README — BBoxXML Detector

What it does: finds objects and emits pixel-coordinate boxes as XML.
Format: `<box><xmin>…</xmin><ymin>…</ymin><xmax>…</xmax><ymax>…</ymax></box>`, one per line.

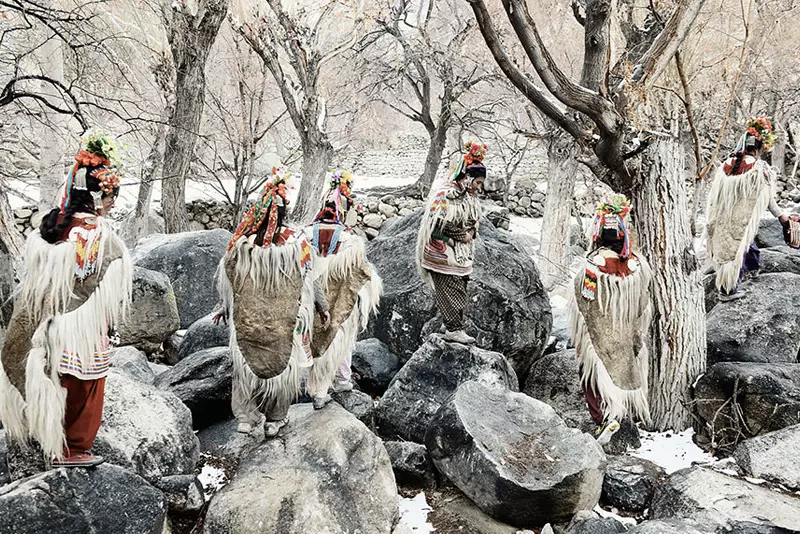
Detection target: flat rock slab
<box><xmin>177</xmin><ymin>314</ymin><xmax>229</xmax><ymax>363</ymax></box>
<box><xmin>650</xmin><ymin>466</ymin><xmax>800</xmax><ymax>532</ymax></box>
<box><xmin>734</xmin><ymin>423</ymin><xmax>800</xmax><ymax>490</ymax></box>
<box><xmin>601</xmin><ymin>455</ymin><xmax>666</xmax><ymax>513</ymax></box>
<box><xmin>204</xmin><ymin>403</ymin><xmax>398</xmax><ymax>534</ymax></box>
<box><xmin>0</xmin><ymin>464</ymin><xmax>166</xmax><ymax>534</ymax></box>
<box><xmin>426</xmin><ymin>381</ymin><xmax>605</xmax><ymax>527</ymax></box>
<box><xmin>375</xmin><ymin>335</ymin><xmax>518</xmax><ymax>442</ymax></box>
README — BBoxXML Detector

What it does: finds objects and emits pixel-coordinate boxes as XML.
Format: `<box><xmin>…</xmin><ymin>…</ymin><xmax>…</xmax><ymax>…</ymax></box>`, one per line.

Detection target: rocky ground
<box><xmin>2</xmin><ymin>212</ymin><xmax>800</xmax><ymax>533</ymax></box>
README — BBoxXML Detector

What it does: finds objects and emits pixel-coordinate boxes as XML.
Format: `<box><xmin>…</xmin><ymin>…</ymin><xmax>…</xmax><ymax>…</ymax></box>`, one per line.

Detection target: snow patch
<box><xmin>397</xmin><ymin>492</ymin><xmax>435</xmax><ymax>533</ymax></box>
<box><xmin>594</xmin><ymin>505</ymin><xmax>638</xmax><ymax>527</ymax></box>
<box><xmin>632</xmin><ymin>428</ymin><xmax>715</xmax><ymax>474</ymax></box>
<box><xmin>198</xmin><ymin>463</ymin><xmax>228</xmax><ymax>494</ymax></box>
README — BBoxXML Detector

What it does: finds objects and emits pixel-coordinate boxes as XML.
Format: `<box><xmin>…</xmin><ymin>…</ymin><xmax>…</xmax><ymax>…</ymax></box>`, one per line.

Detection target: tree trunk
<box><xmin>0</xmin><ymin>189</ymin><xmax>23</xmax><ymax>259</ymax></box>
<box><xmin>135</xmin><ymin>121</ymin><xmax>169</xmax><ymax>219</ymax></box>
<box><xmin>772</xmin><ymin>122</ymin><xmax>787</xmax><ymax>178</ymax></box>
<box><xmin>539</xmin><ymin>134</ymin><xmax>578</xmax><ymax>291</ymax></box>
<box><xmin>292</xmin><ymin>138</ymin><xmax>333</xmax><ymax>224</ymax></box>
<box><xmin>162</xmin><ymin>0</ymin><xmax>227</xmax><ymax>233</ymax></box>
<box><xmin>36</xmin><ymin>35</ymin><xmax>68</xmax><ymax>211</ymax></box>
<box><xmin>632</xmin><ymin>136</ymin><xmax>705</xmax><ymax>432</ymax></box>
<box><xmin>411</xmin><ymin>123</ymin><xmax>449</xmax><ymax>198</ymax></box>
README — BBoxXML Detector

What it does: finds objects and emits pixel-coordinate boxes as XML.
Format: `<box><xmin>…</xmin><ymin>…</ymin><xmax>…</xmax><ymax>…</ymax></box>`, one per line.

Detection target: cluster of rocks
<box><xmin>504</xmin><ymin>184</ymin><xmax>546</xmax><ymax>217</ymax></box>
<box><xmin>354</xmin><ymin>194</ymin><xmax>426</xmax><ymax>239</ymax></box>
<box><xmin>9</xmin><ymin>206</ymin><xmax>42</xmax><ymax>237</ymax></box>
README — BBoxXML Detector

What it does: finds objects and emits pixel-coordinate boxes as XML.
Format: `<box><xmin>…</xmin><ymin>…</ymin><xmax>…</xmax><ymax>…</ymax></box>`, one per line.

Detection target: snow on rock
<box><xmin>397</xmin><ymin>492</ymin><xmax>435</xmax><ymax>534</ymax></box>
<box><xmin>631</xmin><ymin>429</ymin><xmax>714</xmax><ymax>475</ymax></box>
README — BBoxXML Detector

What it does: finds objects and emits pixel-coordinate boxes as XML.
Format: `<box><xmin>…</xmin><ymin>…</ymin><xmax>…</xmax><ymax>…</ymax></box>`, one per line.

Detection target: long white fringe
<box><xmin>229</xmin><ymin>235</ymin><xmax>304</xmax><ymax>292</ymax></box>
<box><xmin>306</xmin><ymin>265</ymin><xmax>383</xmax><ymax>397</ymax></box>
<box><xmin>415</xmin><ymin>186</ymin><xmax>481</xmax><ymax>290</ymax></box>
<box><xmin>0</xmin><ymin>359</ymin><xmax>28</xmax><ymax>443</ymax></box>
<box><xmin>706</xmin><ymin>163</ymin><xmax>774</xmax><ymax>293</ymax></box>
<box><xmin>24</xmin><ymin>318</ymin><xmax>69</xmax><ymax>460</ymax></box>
<box><xmin>569</xmin><ymin>266</ymin><xmax>652</xmax><ymax>425</ymax></box>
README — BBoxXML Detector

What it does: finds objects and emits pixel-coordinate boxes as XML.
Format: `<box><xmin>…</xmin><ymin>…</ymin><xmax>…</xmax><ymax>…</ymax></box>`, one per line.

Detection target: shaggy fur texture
<box><xmin>706</xmin><ymin>162</ymin><xmax>775</xmax><ymax>293</ymax></box>
<box><xmin>570</xmin><ymin>256</ymin><xmax>653</xmax><ymax>424</ymax></box>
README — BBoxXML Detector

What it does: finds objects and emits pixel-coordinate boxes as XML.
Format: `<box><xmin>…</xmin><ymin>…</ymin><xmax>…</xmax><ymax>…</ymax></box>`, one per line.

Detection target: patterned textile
<box><xmin>431</xmin><ymin>271</ymin><xmax>468</xmax><ymax>330</ymax></box>
<box><xmin>786</xmin><ymin>216</ymin><xmax>800</xmax><ymax>249</ymax></box>
<box><xmin>419</xmin><ymin>183</ymin><xmax>479</xmax><ymax>277</ymax></box>
<box><xmin>69</xmin><ymin>218</ymin><xmax>103</xmax><ymax>280</ymax></box>
<box><xmin>312</xmin><ymin>222</ymin><xmax>346</xmax><ymax>257</ymax></box>
<box><xmin>228</xmin><ymin>182</ymin><xmax>288</xmax><ymax>251</ymax></box>
<box><xmin>59</xmin><ymin>338</ymin><xmax>111</xmax><ymax>379</ymax></box>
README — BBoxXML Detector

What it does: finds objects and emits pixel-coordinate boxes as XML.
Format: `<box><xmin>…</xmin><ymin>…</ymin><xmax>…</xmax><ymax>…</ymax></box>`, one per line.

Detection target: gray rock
<box><xmin>0</xmin><ymin>430</ymin><xmax>8</xmax><ymax>486</ymax></box>
<box><xmin>110</xmin><ymin>346</ymin><xmax>156</xmax><ymax>384</ymax></box>
<box><xmin>93</xmin><ymin>369</ymin><xmax>200</xmax><ymax>482</ymax></box>
<box><xmin>155</xmin><ymin>347</ymin><xmax>232</xmax><ymax>430</ymax></box>
<box><xmin>364</xmin><ymin>227</ymin><xmax>380</xmax><ymax>239</ymax></box>
<box><xmin>152</xmin><ymin>474</ymin><xmax>205</xmax><ymax>513</ymax></box>
<box><xmin>351</xmin><ymin>338</ymin><xmax>403</xmax><ymax>395</ymax></box>
<box><xmin>379</xmin><ymin>202</ymin><xmax>399</xmax><ymax>218</ymax></box>
<box><xmin>398</xmin><ymin>208</ymin><xmax>413</xmax><ymax>217</ymax></box>
<box><xmin>523</xmin><ymin>349</ymin><xmax>592</xmax><ymax>429</ymax></box>
<box><xmin>706</xmin><ymin>273</ymin><xmax>800</xmax><ymax>365</ymax></box>
<box><xmin>331</xmin><ymin>389</ymin><xmax>375</xmax><ymax>429</ymax></box>
<box><xmin>601</xmin><ymin>455</ymin><xmax>666</xmax><ymax>512</ymax></box>
<box><xmin>197</xmin><ymin>418</ymin><xmax>263</xmax><ymax>460</ymax></box>
<box><xmin>375</xmin><ymin>335</ymin><xmax>518</xmax><ymax>442</ymax></box>
<box><xmin>518</xmin><ymin>196</ymin><xmax>532</xmax><ymax>208</ymax></box>
<box><xmin>755</xmin><ymin>218</ymin><xmax>784</xmax><ymax>248</ymax></box>
<box><xmin>363</xmin><ymin>213</ymin><xmax>383</xmax><ymax>229</ymax></box>
<box><xmin>176</xmin><ymin>314</ymin><xmax>230</xmax><ymax>363</ymax></box>
<box><xmin>367</xmin><ymin>199</ymin><xmax>380</xmax><ymax>212</ymax></box>
<box><xmin>0</xmin><ymin>464</ymin><xmax>166</xmax><ymax>534</ymax></box>
<box><xmin>0</xmin><ymin>242</ymin><xmax>13</xmax><ymax>332</ymax></box>
<box><xmin>734</xmin><ymin>424</ymin><xmax>800</xmax><ymax>490</ymax></box>
<box><xmin>426</xmin><ymin>381</ymin><xmax>606</xmax><ymax>527</ymax></box>
<box><xmin>365</xmin><ymin>210</ymin><xmax>551</xmax><ymax>382</ymax></box>
<box><xmin>204</xmin><ymin>404</ymin><xmax>398</xmax><ymax>534</ymax></box>
<box><xmin>13</xmin><ymin>208</ymin><xmax>32</xmax><ymax>219</ymax></box>
<box><xmin>119</xmin><ymin>209</ymin><xmax>165</xmax><ymax>248</ymax></box>
<box><xmin>118</xmin><ymin>267</ymin><xmax>179</xmax><ymax>353</ymax></box>
<box><xmin>565</xmin><ymin>518</ymin><xmax>627</xmax><ymax>534</ymax></box>
<box><xmin>627</xmin><ymin>519</ymin><xmax>715</xmax><ymax>534</ymax></box>
<box><xmin>131</xmin><ymin>229</ymin><xmax>232</xmax><ymax>328</ymax></box>
<box><xmin>694</xmin><ymin>362</ymin><xmax>800</xmax><ymax>451</ymax></box>
<box><xmin>3</xmin><ymin>439</ymin><xmax>45</xmax><ymax>482</ymax></box>
<box><xmin>426</xmin><ymin>489</ymin><xmax>518</xmax><ymax>534</ymax></box>
<box><xmin>383</xmin><ymin>441</ymin><xmax>435</xmax><ymax>487</ymax></box>
<box><xmin>162</xmin><ymin>331</ymin><xmax>183</xmax><ymax>365</ymax></box>
<box><xmin>650</xmin><ymin>467</ymin><xmax>800</xmax><ymax>532</ymax></box>
<box><xmin>760</xmin><ymin>246</ymin><xmax>800</xmax><ymax>276</ymax></box>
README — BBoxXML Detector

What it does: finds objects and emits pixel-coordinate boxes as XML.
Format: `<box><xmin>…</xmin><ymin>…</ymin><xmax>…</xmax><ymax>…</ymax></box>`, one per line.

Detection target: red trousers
<box><xmin>583</xmin><ymin>383</ymin><xmax>604</xmax><ymax>425</ymax></box>
<box><xmin>60</xmin><ymin>375</ymin><xmax>105</xmax><ymax>456</ymax></box>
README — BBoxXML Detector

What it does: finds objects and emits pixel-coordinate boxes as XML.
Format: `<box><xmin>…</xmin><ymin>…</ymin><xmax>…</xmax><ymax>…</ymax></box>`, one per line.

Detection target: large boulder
<box><xmin>118</xmin><ymin>267</ymin><xmax>180</xmax><ymax>353</ymax></box>
<box><xmin>154</xmin><ymin>347</ymin><xmax>233</xmax><ymax>430</ymax></box>
<box><xmin>204</xmin><ymin>404</ymin><xmax>398</xmax><ymax>534</ymax></box>
<box><xmin>93</xmin><ymin>368</ymin><xmax>200</xmax><ymax>482</ymax></box>
<box><xmin>110</xmin><ymin>345</ymin><xmax>156</xmax><ymax>385</ymax></box>
<box><xmin>365</xmin><ymin>210</ymin><xmax>551</xmax><ymax>382</ymax></box>
<box><xmin>197</xmin><ymin>418</ymin><xmax>263</xmax><ymax>460</ymax></box>
<box><xmin>119</xmin><ymin>208</ymin><xmax>165</xmax><ymax>248</ymax></box>
<box><xmin>755</xmin><ymin>217</ymin><xmax>784</xmax><ymax>248</ymax></box>
<box><xmin>331</xmin><ymin>389</ymin><xmax>375</xmax><ymax>429</ymax></box>
<box><xmin>0</xmin><ymin>464</ymin><xmax>166</xmax><ymax>534</ymax></box>
<box><xmin>426</xmin><ymin>381</ymin><xmax>606</xmax><ymax>527</ymax></box>
<box><xmin>351</xmin><ymin>338</ymin><xmax>403</xmax><ymax>395</ymax></box>
<box><xmin>706</xmin><ymin>273</ymin><xmax>800</xmax><ymax>365</ymax></box>
<box><xmin>650</xmin><ymin>466</ymin><xmax>800</xmax><ymax>532</ymax></box>
<box><xmin>375</xmin><ymin>335</ymin><xmax>518</xmax><ymax>442</ymax></box>
<box><xmin>627</xmin><ymin>520</ymin><xmax>715</xmax><ymax>534</ymax></box>
<box><xmin>522</xmin><ymin>349</ymin><xmax>592</xmax><ymax>429</ymax></box>
<box><xmin>0</xmin><ymin>430</ymin><xmax>8</xmax><ymax>486</ymax></box>
<box><xmin>601</xmin><ymin>455</ymin><xmax>666</xmax><ymax>513</ymax></box>
<box><xmin>734</xmin><ymin>424</ymin><xmax>800</xmax><ymax>490</ymax></box>
<box><xmin>759</xmin><ymin>246</ymin><xmax>800</xmax><ymax>276</ymax></box>
<box><xmin>131</xmin><ymin>229</ymin><xmax>232</xmax><ymax>328</ymax></box>
<box><xmin>176</xmin><ymin>314</ymin><xmax>230</xmax><ymax>362</ymax></box>
<box><xmin>693</xmin><ymin>362</ymin><xmax>800</xmax><ymax>451</ymax></box>
<box><xmin>565</xmin><ymin>518</ymin><xmax>627</xmax><ymax>534</ymax></box>
<box><xmin>383</xmin><ymin>441</ymin><xmax>436</xmax><ymax>487</ymax></box>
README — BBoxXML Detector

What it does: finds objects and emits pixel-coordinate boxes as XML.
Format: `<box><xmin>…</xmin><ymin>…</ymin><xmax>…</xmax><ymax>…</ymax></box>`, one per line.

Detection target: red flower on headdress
<box><xmin>74</xmin><ymin>149</ymin><xmax>110</xmax><ymax>168</ymax></box>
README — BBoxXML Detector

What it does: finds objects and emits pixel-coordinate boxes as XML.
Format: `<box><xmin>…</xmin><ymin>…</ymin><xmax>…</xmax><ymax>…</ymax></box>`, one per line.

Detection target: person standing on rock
<box><xmin>416</xmin><ymin>141</ymin><xmax>486</xmax><ymax>345</ymax></box>
<box><xmin>215</xmin><ymin>168</ymin><xmax>330</xmax><ymax>437</ymax></box>
<box><xmin>570</xmin><ymin>193</ymin><xmax>652</xmax><ymax>439</ymax></box>
<box><xmin>706</xmin><ymin>115</ymin><xmax>788</xmax><ymax>302</ymax></box>
<box><xmin>0</xmin><ymin>132</ymin><xmax>132</xmax><ymax>468</ymax></box>
<box><xmin>303</xmin><ymin>169</ymin><xmax>382</xmax><ymax>407</ymax></box>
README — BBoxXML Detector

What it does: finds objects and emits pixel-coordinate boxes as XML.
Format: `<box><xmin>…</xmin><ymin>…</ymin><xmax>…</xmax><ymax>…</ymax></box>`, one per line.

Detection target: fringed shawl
<box><xmin>706</xmin><ymin>160</ymin><xmax>775</xmax><ymax>293</ymax></box>
<box><xmin>570</xmin><ymin>252</ymin><xmax>653</xmax><ymax>424</ymax></box>
<box><xmin>416</xmin><ymin>182</ymin><xmax>481</xmax><ymax>289</ymax></box>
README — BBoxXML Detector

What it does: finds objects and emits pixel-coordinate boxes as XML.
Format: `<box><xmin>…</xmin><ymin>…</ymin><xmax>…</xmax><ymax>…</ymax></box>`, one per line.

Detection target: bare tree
<box><xmin>467</xmin><ymin>0</ymin><xmax>709</xmax><ymax>430</ymax></box>
<box><xmin>160</xmin><ymin>0</ymin><xmax>228</xmax><ymax>233</ymax></box>
<box><xmin>237</xmin><ymin>0</ymin><xmax>364</xmax><ymax>223</ymax></box>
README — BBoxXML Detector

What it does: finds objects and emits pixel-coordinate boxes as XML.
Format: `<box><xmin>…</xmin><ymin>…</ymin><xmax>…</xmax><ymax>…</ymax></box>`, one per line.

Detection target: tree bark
<box><xmin>135</xmin><ymin>120</ymin><xmax>169</xmax><ymax>220</ymax></box>
<box><xmin>412</xmin><ymin>123</ymin><xmax>449</xmax><ymax>198</ymax></box>
<box><xmin>162</xmin><ymin>0</ymin><xmax>228</xmax><ymax>233</ymax></box>
<box><xmin>539</xmin><ymin>133</ymin><xmax>578</xmax><ymax>291</ymax></box>
<box><xmin>0</xmin><ymin>189</ymin><xmax>23</xmax><ymax>259</ymax></box>
<box><xmin>292</xmin><ymin>138</ymin><xmax>334</xmax><ymax>224</ymax></box>
<box><xmin>632</xmin><ymin>136</ymin><xmax>705</xmax><ymax>432</ymax></box>
<box><xmin>36</xmin><ymin>33</ymin><xmax>68</xmax><ymax>211</ymax></box>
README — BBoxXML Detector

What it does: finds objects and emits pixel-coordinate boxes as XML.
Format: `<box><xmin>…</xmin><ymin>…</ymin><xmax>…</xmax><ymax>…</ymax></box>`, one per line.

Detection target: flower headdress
<box><xmin>60</xmin><ymin>130</ymin><xmax>123</xmax><ymax>213</ymax></box>
<box><xmin>449</xmin><ymin>141</ymin><xmax>489</xmax><ymax>182</ymax></box>
<box><xmin>735</xmin><ymin>114</ymin><xmax>777</xmax><ymax>154</ymax></box>
<box><xmin>591</xmin><ymin>192</ymin><xmax>632</xmax><ymax>259</ymax></box>
<box><xmin>227</xmin><ymin>168</ymin><xmax>291</xmax><ymax>250</ymax></box>
<box><xmin>315</xmin><ymin>169</ymin><xmax>355</xmax><ymax>223</ymax></box>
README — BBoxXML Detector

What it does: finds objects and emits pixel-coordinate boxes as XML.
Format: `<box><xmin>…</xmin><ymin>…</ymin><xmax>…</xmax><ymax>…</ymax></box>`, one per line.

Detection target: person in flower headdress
<box><xmin>215</xmin><ymin>168</ymin><xmax>330</xmax><ymax>437</ymax></box>
<box><xmin>706</xmin><ymin>115</ymin><xmax>789</xmax><ymax>301</ymax></box>
<box><xmin>416</xmin><ymin>141</ymin><xmax>486</xmax><ymax>345</ymax></box>
<box><xmin>301</xmin><ymin>169</ymin><xmax>382</xmax><ymax>406</ymax></box>
<box><xmin>0</xmin><ymin>131</ymin><xmax>132</xmax><ymax>468</ymax></box>
<box><xmin>570</xmin><ymin>193</ymin><xmax>652</xmax><ymax>441</ymax></box>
